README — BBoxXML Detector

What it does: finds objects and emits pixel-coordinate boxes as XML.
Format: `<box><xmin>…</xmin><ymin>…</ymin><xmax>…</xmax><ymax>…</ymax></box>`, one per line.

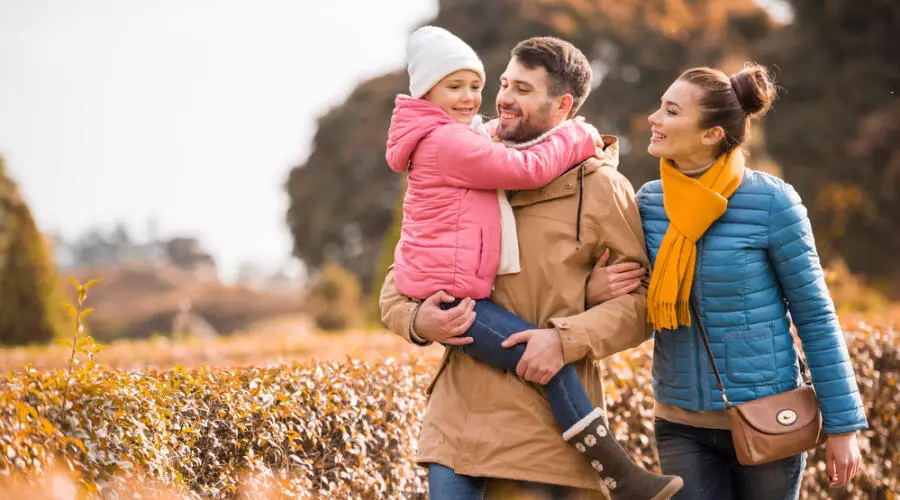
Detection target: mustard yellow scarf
<box><xmin>648</xmin><ymin>149</ymin><xmax>745</xmax><ymax>330</ymax></box>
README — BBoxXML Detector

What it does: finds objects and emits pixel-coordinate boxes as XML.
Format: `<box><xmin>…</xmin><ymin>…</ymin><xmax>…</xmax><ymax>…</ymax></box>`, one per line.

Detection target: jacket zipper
<box><xmin>695</xmin><ymin>237</ymin><xmax>706</xmax><ymax>410</ymax></box>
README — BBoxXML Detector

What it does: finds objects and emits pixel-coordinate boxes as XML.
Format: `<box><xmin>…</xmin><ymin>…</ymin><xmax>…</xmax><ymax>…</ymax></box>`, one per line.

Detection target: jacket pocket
<box><xmin>725</xmin><ymin>327</ymin><xmax>776</xmax><ymax>384</ymax></box>
<box><xmin>652</xmin><ymin>330</ymin><xmax>677</xmax><ymax>384</ymax></box>
<box><xmin>475</xmin><ymin>225</ymin><xmax>491</xmax><ymax>279</ymax></box>
<box><xmin>426</xmin><ymin>349</ymin><xmax>452</xmax><ymax>396</ymax></box>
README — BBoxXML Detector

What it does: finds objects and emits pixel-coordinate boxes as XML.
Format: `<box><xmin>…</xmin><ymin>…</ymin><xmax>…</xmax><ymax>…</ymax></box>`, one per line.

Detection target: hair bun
<box><xmin>729</xmin><ymin>64</ymin><xmax>777</xmax><ymax>118</ymax></box>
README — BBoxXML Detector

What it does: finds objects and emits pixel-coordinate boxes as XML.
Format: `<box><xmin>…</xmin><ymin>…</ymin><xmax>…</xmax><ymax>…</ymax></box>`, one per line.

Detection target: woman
<box><xmin>588</xmin><ymin>63</ymin><xmax>867</xmax><ymax>499</ymax></box>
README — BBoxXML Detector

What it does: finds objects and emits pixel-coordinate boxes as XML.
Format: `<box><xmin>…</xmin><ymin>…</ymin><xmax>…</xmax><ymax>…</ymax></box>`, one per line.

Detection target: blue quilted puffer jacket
<box><xmin>638</xmin><ymin>169</ymin><xmax>868</xmax><ymax>435</ymax></box>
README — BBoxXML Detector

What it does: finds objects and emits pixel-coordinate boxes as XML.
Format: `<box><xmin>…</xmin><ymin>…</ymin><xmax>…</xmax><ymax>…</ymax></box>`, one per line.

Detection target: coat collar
<box><xmin>509</xmin><ymin>134</ymin><xmax>619</xmax><ymax>208</ymax></box>
<box><xmin>509</xmin><ymin>160</ymin><xmax>597</xmax><ymax>207</ymax></box>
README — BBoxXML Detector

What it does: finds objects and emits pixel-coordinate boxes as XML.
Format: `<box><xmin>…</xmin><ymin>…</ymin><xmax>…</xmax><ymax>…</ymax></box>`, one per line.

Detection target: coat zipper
<box><xmin>695</xmin><ymin>237</ymin><xmax>706</xmax><ymax>410</ymax></box>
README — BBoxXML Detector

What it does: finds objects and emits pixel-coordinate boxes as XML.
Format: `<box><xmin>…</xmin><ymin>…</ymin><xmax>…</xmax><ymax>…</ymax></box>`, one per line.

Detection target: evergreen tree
<box><xmin>0</xmin><ymin>157</ymin><xmax>68</xmax><ymax>345</ymax></box>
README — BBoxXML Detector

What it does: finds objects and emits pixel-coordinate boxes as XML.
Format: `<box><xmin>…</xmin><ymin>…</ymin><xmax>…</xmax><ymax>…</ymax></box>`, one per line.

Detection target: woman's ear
<box><xmin>701</xmin><ymin>126</ymin><xmax>725</xmax><ymax>148</ymax></box>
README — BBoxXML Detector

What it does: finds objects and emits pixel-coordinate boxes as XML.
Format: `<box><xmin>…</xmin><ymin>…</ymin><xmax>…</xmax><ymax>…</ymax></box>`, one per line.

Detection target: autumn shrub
<box><xmin>824</xmin><ymin>258</ymin><xmax>890</xmax><ymax>315</ymax></box>
<box><xmin>0</xmin><ymin>324</ymin><xmax>896</xmax><ymax>499</ymax></box>
<box><xmin>305</xmin><ymin>261</ymin><xmax>361</xmax><ymax>331</ymax></box>
<box><xmin>0</xmin><ymin>358</ymin><xmax>432</xmax><ymax>499</ymax></box>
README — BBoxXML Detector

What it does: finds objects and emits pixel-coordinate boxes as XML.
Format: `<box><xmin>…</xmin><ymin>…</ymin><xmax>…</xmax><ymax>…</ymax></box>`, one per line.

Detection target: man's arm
<box><xmin>550</xmin><ymin>172</ymin><xmax>652</xmax><ymax>363</ymax></box>
<box><xmin>378</xmin><ymin>265</ymin><xmax>477</xmax><ymax>346</ymax></box>
<box><xmin>378</xmin><ymin>266</ymin><xmax>427</xmax><ymax>344</ymax></box>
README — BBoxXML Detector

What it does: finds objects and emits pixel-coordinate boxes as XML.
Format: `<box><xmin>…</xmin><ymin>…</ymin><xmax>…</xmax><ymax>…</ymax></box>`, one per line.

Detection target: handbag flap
<box><xmin>731</xmin><ymin>386</ymin><xmax>820</xmax><ymax>435</ymax></box>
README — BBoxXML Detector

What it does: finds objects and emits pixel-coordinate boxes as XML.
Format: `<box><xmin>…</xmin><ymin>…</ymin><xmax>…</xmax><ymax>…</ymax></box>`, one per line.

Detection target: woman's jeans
<box><xmin>428</xmin><ymin>463</ymin><xmax>576</xmax><ymax>500</ymax></box>
<box><xmin>441</xmin><ymin>299</ymin><xmax>594</xmax><ymax>430</ymax></box>
<box><xmin>654</xmin><ymin>418</ymin><xmax>806</xmax><ymax>500</ymax></box>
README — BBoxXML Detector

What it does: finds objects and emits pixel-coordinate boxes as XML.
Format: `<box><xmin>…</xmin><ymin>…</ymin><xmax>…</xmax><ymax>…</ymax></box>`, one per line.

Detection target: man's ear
<box><xmin>554</xmin><ymin>94</ymin><xmax>575</xmax><ymax>118</ymax></box>
<box><xmin>701</xmin><ymin>126</ymin><xmax>725</xmax><ymax>147</ymax></box>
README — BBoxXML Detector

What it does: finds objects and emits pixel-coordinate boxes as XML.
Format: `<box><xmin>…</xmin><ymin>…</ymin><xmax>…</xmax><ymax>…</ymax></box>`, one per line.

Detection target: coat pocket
<box><xmin>475</xmin><ymin>225</ymin><xmax>491</xmax><ymax>279</ymax></box>
<box><xmin>725</xmin><ymin>327</ymin><xmax>776</xmax><ymax>384</ymax></box>
<box><xmin>425</xmin><ymin>349</ymin><xmax>452</xmax><ymax>396</ymax></box>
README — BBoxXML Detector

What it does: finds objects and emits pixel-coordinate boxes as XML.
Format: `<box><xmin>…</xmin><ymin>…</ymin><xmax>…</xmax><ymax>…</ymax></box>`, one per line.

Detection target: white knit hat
<box><xmin>406</xmin><ymin>26</ymin><xmax>486</xmax><ymax>99</ymax></box>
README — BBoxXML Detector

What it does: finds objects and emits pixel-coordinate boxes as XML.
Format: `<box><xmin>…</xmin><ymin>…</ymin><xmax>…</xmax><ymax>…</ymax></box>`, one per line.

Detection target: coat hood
<box><xmin>386</xmin><ymin>95</ymin><xmax>454</xmax><ymax>172</ymax></box>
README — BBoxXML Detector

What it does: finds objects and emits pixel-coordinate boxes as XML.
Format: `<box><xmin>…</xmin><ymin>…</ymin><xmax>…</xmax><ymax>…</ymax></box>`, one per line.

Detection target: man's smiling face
<box><xmin>495</xmin><ymin>57</ymin><xmax>558</xmax><ymax>142</ymax></box>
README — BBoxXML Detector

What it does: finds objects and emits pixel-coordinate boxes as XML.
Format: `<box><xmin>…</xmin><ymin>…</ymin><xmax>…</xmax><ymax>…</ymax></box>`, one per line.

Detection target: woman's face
<box><xmin>647</xmin><ymin>79</ymin><xmax>718</xmax><ymax>164</ymax></box>
<box><xmin>422</xmin><ymin>69</ymin><xmax>483</xmax><ymax>124</ymax></box>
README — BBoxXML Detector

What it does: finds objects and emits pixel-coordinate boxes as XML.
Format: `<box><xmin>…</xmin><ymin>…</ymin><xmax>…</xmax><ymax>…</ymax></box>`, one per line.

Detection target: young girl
<box><xmin>386</xmin><ymin>26</ymin><xmax>682</xmax><ymax>499</ymax></box>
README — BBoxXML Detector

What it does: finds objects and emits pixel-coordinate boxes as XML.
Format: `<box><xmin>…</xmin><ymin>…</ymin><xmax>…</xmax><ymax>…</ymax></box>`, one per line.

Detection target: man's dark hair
<box><xmin>511</xmin><ymin>37</ymin><xmax>593</xmax><ymax>116</ymax></box>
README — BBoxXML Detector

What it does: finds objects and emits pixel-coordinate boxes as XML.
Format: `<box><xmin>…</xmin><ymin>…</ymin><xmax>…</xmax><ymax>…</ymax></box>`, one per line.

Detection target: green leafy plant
<box><xmin>56</xmin><ymin>276</ymin><xmax>103</xmax><ymax>416</ymax></box>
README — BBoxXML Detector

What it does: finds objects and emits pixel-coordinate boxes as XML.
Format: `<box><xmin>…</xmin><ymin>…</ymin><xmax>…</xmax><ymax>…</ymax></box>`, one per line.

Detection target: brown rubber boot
<box><xmin>563</xmin><ymin>409</ymin><xmax>684</xmax><ymax>500</ymax></box>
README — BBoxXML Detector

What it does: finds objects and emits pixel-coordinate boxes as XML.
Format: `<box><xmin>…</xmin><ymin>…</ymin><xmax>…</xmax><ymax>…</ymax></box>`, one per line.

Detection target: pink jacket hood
<box><xmin>386</xmin><ymin>95</ymin><xmax>454</xmax><ymax>173</ymax></box>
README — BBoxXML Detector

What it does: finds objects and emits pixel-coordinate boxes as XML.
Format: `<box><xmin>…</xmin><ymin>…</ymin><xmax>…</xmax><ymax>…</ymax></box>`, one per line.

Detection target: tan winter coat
<box><xmin>379</xmin><ymin>136</ymin><xmax>651</xmax><ymax>497</ymax></box>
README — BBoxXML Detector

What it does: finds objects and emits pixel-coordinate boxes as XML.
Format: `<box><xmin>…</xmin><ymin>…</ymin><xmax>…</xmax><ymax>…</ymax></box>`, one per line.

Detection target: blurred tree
<box><xmin>758</xmin><ymin>0</ymin><xmax>900</xmax><ymax>291</ymax></box>
<box><xmin>0</xmin><ymin>157</ymin><xmax>68</xmax><ymax>345</ymax></box>
<box><xmin>364</xmin><ymin>175</ymin><xmax>406</xmax><ymax>324</ymax></box>
<box><xmin>285</xmin><ymin>0</ymin><xmax>775</xmax><ymax>292</ymax></box>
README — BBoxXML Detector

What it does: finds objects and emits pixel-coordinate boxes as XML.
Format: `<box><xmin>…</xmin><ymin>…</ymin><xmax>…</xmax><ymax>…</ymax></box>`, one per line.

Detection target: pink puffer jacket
<box><xmin>386</xmin><ymin>95</ymin><xmax>596</xmax><ymax>300</ymax></box>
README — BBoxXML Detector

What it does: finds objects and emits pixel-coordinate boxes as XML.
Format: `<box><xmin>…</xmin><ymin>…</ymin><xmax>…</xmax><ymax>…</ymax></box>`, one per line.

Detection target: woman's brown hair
<box><xmin>678</xmin><ymin>63</ymin><xmax>777</xmax><ymax>156</ymax></box>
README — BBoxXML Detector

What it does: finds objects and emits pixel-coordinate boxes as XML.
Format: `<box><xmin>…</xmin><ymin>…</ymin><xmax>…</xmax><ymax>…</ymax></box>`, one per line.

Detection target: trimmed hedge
<box><xmin>1</xmin><ymin>324</ymin><xmax>897</xmax><ymax>499</ymax></box>
<box><xmin>1</xmin><ymin>360</ymin><xmax>431</xmax><ymax>498</ymax></box>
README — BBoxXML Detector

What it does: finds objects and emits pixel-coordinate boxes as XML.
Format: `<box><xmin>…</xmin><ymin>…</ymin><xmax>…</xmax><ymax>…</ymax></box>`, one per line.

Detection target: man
<box><xmin>380</xmin><ymin>36</ymin><xmax>651</xmax><ymax>499</ymax></box>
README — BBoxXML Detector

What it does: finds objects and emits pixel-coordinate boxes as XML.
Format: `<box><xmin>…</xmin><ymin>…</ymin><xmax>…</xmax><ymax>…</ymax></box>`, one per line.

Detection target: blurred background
<box><xmin>0</xmin><ymin>0</ymin><xmax>897</xmax><ymax>366</ymax></box>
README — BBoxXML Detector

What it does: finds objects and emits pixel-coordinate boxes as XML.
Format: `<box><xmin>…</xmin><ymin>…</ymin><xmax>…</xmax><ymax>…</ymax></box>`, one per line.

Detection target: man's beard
<box><xmin>495</xmin><ymin>101</ymin><xmax>555</xmax><ymax>143</ymax></box>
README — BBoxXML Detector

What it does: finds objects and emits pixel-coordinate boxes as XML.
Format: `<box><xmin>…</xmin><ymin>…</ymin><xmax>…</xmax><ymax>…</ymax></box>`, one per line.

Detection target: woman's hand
<box><xmin>586</xmin><ymin>249</ymin><xmax>646</xmax><ymax>307</ymax></box>
<box><xmin>825</xmin><ymin>432</ymin><xmax>862</xmax><ymax>488</ymax></box>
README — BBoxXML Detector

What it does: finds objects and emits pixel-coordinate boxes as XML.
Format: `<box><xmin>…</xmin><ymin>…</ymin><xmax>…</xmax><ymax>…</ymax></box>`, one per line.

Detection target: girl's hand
<box><xmin>825</xmin><ymin>432</ymin><xmax>862</xmax><ymax>488</ymax></box>
<box><xmin>572</xmin><ymin>116</ymin><xmax>606</xmax><ymax>153</ymax></box>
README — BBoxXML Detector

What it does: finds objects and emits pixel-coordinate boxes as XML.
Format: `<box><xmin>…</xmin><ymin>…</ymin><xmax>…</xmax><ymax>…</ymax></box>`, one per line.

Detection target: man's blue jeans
<box><xmin>428</xmin><ymin>463</ymin><xmax>578</xmax><ymax>500</ymax></box>
<box><xmin>654</xmin><ymin>418</ymin><xmax>806</xmax><ymax>500</ymax></box>
<box><xmin>441</xmin><ymin>299</ymin><xmax>594</xmax><ymax>430</ymax></box>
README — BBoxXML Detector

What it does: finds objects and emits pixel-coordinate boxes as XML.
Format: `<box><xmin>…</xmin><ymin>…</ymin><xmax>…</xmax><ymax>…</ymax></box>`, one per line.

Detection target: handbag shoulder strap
<box><xmin>689</xmin><ymin>299</ymin><xmax>815</xmax><ymax>409</ymax></box>
<box><xmin>688</xmin><ymin>299</ymin><xmax>732</xmax><ymax>408</ymax></box>
<box><xmin>789</xmin><ymin>330</ymin><xmax>814</xmax><ymax>385</ymax></box>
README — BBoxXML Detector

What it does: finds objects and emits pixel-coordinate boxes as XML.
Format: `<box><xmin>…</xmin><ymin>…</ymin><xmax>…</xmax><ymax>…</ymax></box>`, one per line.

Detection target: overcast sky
<box><xmin>0</xmin><ymin>0</ymin><xmax>437</xmax><ymax>280</ymax></box>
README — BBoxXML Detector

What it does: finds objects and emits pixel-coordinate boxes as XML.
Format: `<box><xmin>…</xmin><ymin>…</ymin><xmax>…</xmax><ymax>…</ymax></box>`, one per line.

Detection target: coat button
<box><xmin>567</xmin><ymin>336</ymin><xmax>573</xmax><ymax>341</ymax></box>
<box><xmin>559</xmin><ymin>322</ymin><xmax>570</xmax><ymax>328</ymax></box>
<box><xmin>565</xmin><ymin>183</ymin><xmax>573</xmax><ymax>189</ymax></box>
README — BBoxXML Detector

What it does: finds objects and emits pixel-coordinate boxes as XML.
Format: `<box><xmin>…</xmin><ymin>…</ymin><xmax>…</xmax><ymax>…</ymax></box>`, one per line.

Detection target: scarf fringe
<box><xmin>649</xmin><ymin>300</ymin><xmax>693</xmax><ymax>331</ymax></box>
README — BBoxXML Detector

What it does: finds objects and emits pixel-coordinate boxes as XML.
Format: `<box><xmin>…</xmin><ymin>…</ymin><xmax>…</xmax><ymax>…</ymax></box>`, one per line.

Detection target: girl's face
<box><xmin>423</xmin><ymin>69</ymin><xmax>483</xmax><ymax>124</ymax></box>
<box><xmin>647</xmin><ymin>79</ymin><xmax>720</xmax><ymax>166</ymax></box>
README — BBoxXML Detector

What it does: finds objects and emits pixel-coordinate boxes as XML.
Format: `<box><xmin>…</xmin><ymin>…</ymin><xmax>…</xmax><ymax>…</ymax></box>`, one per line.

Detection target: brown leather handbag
<box><xmin>690</xmin><ymin>300</ymin><xmax>827</xmax><ymax>466</ymax></box>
